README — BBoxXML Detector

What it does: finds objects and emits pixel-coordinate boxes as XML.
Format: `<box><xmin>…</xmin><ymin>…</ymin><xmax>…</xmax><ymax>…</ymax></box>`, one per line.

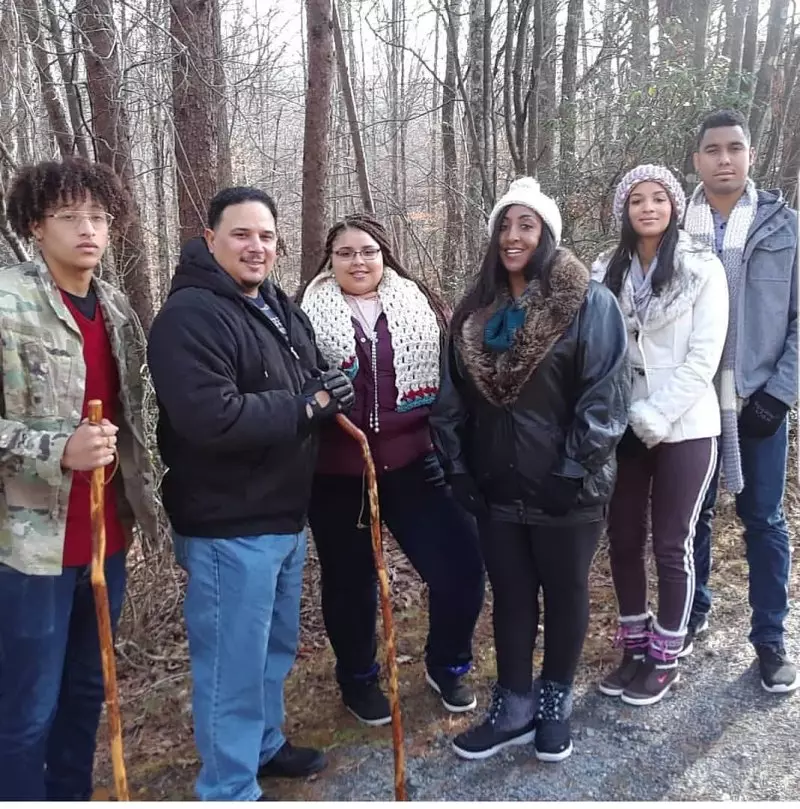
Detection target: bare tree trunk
<box><xmin>441</xmin><ymin>0</ymin><xmax>462</xmax><ymax>299</ymax></box>
<box><xmin>77</xmin><ymin>0</ymin><xmax>155</xmax><ymax>332</ymax></box>
<box><xmin>171</xmin><ymin>0</ymin><xmax>228</xmax><ymax>243</ymax></box>
<box><xmin>213</xmin><ymin>1</ymin><xmax>232</xmax><ymax>188</ymax></box>
<box><xmin>748</xmin><ymin>0</ymin><xmax>790</xmax><ymax>152</ymax></box>
<box><xmin>42</xmin><ymin>0</ymin><xmax>90</xmax><ymax>159</ymax></box>
<box><xmin>779</xmin><ymin>77</ymin><xmax>800</xmax><ymax>202</ymax></box>
<box><xmin>537</xmin><ymin>0</ymin><xmax>557</xmax><ymax>175</ymax></box>
<box><xmin>559</xmin><ymin>0</ymin><xmax>581</xmax><ymax>205</ymax></box>
<box><xmin>464</xmin><ymin>0</ymin><xmax>488</xmax><ymax>258</ymax></box>
<box><xmin>332</xmin><ymin>0</ymin><xmax>373</xmax><ymax>213</ymax></box>
<box><xmin>19</xmin><ymin>0</ymin><xmax>73</xmax><ymax>157</ymax></box>
<box><xmin>692</xmin><ymin>0</ymin><xmax>710</xmax><ymax>71</ymax></box>
<box><xmin>727</xmin><ymin>0</ymin><xmax>750</xmax><ymax>91</ymax></box>
<box><xmin>630</xmin><ymin>0</ymin><xmax>650</xmax><ymax>85</ymax></box>
<box><xmin>758</xmin><ymin>36</ymin><xmax>800</xmax><ymax>181</ymax></box>
<box><xmin>301</xmin><ymin>0</ymin><xmax>334</xmax><ymax>283</ymax></box>
<box><xmin>740</xmin><ymin>0</ymin><xmax>759</xmax><ymax>103</ymax></box>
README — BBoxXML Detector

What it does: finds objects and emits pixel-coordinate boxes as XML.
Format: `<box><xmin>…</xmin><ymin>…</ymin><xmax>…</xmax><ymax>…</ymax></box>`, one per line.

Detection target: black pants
<box><xmin>480</xmin><ymin>519</ymin><xmax>602</xmax><ymax>693</ymax></box>
<box><xmin>308</xmin><ymin>453</ymin><xmax>485</xmax><ymax>686</ymax></box>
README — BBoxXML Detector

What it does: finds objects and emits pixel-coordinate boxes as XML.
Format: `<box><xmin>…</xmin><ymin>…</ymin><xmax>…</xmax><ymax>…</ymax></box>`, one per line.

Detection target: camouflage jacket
<box><xmin>0</xmin><ymin>258</ymin><xmax>158</xmax><ymax>575</ymax></box>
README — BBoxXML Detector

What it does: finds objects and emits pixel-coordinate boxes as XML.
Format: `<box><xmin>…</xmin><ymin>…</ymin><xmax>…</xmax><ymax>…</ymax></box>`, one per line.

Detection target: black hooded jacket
<box><xmin>147</xmin><ymin>237</ymin><xmax>327</xmax><ymax>538</ymax></box>
<box><xmin>430</xmin><ymin>248</ymin><xmax>631</xmax><ymax>525</ymax></box>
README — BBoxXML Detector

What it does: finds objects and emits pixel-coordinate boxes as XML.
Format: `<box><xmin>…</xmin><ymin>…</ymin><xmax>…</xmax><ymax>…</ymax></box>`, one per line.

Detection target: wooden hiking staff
<box><xmin>88</xmin><ymin>400</ymin><xmax>130</xmax><ymax>802</ymax></box>
<box><xmin>336</xmin><ymin>414</ymin><xmax>407</xmax><ymax>802</ymax></box>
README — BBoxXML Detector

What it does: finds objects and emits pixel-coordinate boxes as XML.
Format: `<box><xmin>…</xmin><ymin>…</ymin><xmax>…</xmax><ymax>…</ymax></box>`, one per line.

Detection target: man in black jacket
<box><xmin>147</xmin><ymin>187</ymin><xmax>354</xmax><ymax>802</ymax></box>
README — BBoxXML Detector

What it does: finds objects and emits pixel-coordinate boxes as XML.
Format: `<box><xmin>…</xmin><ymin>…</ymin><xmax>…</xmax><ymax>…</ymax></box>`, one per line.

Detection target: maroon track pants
<box><xmin>608</xmin><ymin>437</ymin><xmax>717</xmax><ymax>635</ymax></box>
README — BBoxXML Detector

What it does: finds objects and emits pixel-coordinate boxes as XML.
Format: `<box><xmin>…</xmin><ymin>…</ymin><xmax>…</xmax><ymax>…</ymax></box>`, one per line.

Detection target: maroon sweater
<box><xmin>315</xmin><ymin>314</ymin><xmax>435</xmax><ymax>476</ymax></box>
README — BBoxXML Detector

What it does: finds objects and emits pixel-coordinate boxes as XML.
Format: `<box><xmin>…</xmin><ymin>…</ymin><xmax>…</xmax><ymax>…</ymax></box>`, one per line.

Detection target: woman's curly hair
<box><xmin>7</xmin><ymin>158</ymin><xmax>132</xmax><ymax>238</ymax></box>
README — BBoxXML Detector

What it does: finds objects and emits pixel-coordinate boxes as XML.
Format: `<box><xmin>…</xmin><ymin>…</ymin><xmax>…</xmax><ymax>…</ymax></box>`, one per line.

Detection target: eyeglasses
<box><xmin>45</xmin><ymin>211</ymin><xmax>114</xmax><ymax>228</ymax></box>
<box><xmin>332</xmin><ymin>247</ymin><xmax>381</xmax><ymax>261</ymax></box>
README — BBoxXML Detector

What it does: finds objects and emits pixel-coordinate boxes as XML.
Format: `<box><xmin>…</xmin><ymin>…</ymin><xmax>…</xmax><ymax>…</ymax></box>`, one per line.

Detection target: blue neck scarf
<box><xmin>484</xmin><ymin>298</ymin><xmax>526</xmax><ymax>352</ymax></box>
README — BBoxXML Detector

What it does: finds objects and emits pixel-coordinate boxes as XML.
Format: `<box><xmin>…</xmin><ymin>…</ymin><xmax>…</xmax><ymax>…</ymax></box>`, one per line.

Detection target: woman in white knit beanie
<box><xmin>430</xmin><ymin>178</ymin><xmax>630</xmax><ymax>762</ymax></box>
<box><xmin>592</xmin><ymin>164</ymin><xmax>729</xmax><ymax>707</ymax></box>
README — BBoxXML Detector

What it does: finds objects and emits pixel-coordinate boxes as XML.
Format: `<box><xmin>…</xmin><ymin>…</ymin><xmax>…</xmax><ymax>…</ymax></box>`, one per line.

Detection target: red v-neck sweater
<box><xmin>61</xmin><ymin>292</ymin><xmax>126</xmax><ymax>567</ymax></box>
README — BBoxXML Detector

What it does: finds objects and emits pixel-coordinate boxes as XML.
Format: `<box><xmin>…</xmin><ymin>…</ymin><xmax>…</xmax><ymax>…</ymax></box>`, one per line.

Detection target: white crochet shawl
<box><xmin>301</xmin><ymin>268</ymin><xmax>441</xmax><ymax>412</ymax></box>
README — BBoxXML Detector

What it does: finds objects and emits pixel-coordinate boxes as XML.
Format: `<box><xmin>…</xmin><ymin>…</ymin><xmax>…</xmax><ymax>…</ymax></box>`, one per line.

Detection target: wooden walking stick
<box><xmin>88</xmin><ymin>400</ymin><xmax>130</xmax><ymax>802</ymax></box>
<box><xmin>336</xmin><ymin>414</ymin><xmax>407</xmax><ymax>802</ymax></box>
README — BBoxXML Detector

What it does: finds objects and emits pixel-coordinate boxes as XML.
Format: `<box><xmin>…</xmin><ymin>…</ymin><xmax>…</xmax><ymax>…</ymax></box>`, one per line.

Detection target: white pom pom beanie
<box><xmin>486</xmin><ymin>177</ymin><xmax>563</xmax><ymax>246</ymax></box>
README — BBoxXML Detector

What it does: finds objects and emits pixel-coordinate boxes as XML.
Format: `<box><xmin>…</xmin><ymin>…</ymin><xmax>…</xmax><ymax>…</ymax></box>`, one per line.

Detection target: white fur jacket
<box><xmin>591</xmin><ymin>231</ymin><xmax>729</xmax><ymax>448</ymax></box>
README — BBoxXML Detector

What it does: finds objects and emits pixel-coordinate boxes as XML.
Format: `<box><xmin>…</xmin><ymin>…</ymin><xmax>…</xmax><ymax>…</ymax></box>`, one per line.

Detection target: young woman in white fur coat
<box><xmin>593</xmin><ymin>165</ymin><xmax>729</xmax><ymax>706</ymax></box>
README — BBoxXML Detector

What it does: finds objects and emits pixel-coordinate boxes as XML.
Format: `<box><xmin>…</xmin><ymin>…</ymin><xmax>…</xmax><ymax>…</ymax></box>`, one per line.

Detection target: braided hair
<box><xmin>296</xmin><ymin>213</ymin><xmax>450</xmax><ymax>336</ymax></box>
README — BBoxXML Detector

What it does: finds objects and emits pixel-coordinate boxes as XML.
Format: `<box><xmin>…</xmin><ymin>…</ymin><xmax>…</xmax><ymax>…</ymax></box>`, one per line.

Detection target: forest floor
<box><xmin>92</xmin><ymin>485</ymin><xmax>800</xmax><ymax>801</ymax></box>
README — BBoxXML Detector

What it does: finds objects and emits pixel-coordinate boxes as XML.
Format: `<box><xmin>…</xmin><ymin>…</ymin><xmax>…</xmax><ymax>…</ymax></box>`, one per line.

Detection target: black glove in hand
<box><xmin>538</xmin><ymin>473</ymin><xmax>583</xmax><ymax>517</ymax></box>
<box><xmin>616</xmin><ymin>426</ymin><xmax>649</xmax><ymax>459</ymax></box>
<box><xmin>302</xmin><ymin>377</ymin><xmax>340</xmax><ymax>422</ymax></box>
<box><xmin>739</xmin><ymin>389</ymin><xmax>788</xmax><ymax>439</ymax></box>
<box><xmin>448</xmin><ymin>473</ymin><xmax>487</xmax><ymax>517</ymax></box>
<box><xmin>321</xmin><ymin>368</ymin><xmax>356</xmax><ymax>413</ymax></box>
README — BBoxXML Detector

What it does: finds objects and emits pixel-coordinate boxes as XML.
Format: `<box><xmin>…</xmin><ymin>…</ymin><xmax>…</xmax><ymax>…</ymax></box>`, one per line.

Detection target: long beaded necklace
<box><xmin>347</xmin><ymin>293</ymin><xmax>382</xmax><ymax>434</ymax></box>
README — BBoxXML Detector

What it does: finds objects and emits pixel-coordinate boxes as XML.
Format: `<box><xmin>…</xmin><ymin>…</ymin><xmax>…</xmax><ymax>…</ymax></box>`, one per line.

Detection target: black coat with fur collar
<box><xmin>431</xmin><ymin>249</ymin><xmax>631</xmax><ymax>524</ymax></box>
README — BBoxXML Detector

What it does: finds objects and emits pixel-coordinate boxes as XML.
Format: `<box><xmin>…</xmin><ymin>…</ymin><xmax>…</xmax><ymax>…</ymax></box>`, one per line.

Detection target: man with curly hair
<box><xmin>0</xmin><ymin>158</ymin><xmax>158</xmax><ymax>800</ymax></box>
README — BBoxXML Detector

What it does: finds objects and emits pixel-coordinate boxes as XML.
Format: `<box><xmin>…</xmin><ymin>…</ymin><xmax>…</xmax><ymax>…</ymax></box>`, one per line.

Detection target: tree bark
<box><xmin>727</xmin><ymin>0</ymin><xmax>750</xmax><ymax>91</ymax></box>
<box><xmin>748</xmin><ymin>0</ymin><xmax>790</xmax><ymax>152</ymax></box>
<box><xmin>332</xmin><ymin>0</ymin><xmax>373</xmax><ymax>213</ymax></box>
<box><xmin>630</xmin><ymin>0</ymin><xmax>650</xmax><ymax>85</ymax></box>
<box><xmin>740</xmin><ymin>0</ymin><xmax>759</xmax><ymax>103</ymax></box>
<box><xmin>171</xmin><ymin>0</ymin><xmax>228</xmax><ymax>244</ymax></box>
<box><xmin>42</xmin><ymin>0</ymin><xmax>90</xmax><ymax>159</ymax></box>
<box><xmin>559</xmin><ymin>0</ymin><xmax>581</xmax><ymax>203</ymax></box>
<box><xmin>76</xmin><ymin>0</ymin><xmax>156</xmax><ymax>332</ymax></box>
<box><xmin>301</xmin><ymin>0</ymin><xmax>334</xmax><ymax>283</ymax></box>
<box><xmin>441</xmin><ymin>0</ymin><xmax>462</xmax><ymax>299</ymax></box>
<box><xmin>18</xmin><ymin>0</ymin><xmax>73</xmax><ymax>158</ymax></box>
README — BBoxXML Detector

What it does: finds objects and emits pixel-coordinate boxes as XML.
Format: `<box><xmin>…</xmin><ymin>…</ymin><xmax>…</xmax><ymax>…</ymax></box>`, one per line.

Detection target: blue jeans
<box><xmin>174</xmin><ymin>531</ymin><xmax>307</xmax><ymax>802</ymax></box>
<box><xmin>692</xmin><ymin>420</ymin><xmax>791</xmax><ymax>645</ymax></box>
<box><xmin>0</xmin><ymin>552</ymin><xmax>126</xmax><ymax>800</ymax></box>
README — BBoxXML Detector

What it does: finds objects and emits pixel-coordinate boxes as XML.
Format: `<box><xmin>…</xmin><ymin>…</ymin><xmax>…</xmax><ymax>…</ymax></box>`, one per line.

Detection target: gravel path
<box><xmin>300</xmin><ymin>591</ymin><xmax>800</xmax><ymax>801</ymax></box>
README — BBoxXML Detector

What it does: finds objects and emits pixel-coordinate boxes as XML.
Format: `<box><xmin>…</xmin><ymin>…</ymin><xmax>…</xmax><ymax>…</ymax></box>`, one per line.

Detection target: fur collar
<box><xmin>456</xmin><ymin>248</ymin><xmax>590</xmax><ymax>406</ymax></box>
<box><xmin>591</xmin><ymin>231</ymin><xmax>717</xmax><ymax>334</ymax></box>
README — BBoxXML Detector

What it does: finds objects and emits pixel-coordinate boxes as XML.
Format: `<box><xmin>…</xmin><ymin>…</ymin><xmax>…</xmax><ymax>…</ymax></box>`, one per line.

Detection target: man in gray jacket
<box><xmin>683</xmin><ymin>108</ymin><xmax>798</xmax><ymax>693</ymax></box>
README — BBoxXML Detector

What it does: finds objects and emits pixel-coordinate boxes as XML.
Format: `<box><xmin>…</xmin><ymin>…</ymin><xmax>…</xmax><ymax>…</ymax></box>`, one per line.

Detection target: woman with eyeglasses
<box><xmin>297</xmin><ymin>214</ymin><xmax>485</xmax><ymax>727</ymax></box>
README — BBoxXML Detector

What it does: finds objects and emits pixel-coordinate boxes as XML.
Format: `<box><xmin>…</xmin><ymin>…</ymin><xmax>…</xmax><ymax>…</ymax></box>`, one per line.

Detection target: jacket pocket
<box><xmin>748</xmin><ymin>236</ymin><xmax>794</xmax><ymax>282</ymax></box>
<box><xmin>2</xmin><ymin>335</ymin><xmax>59</xmax><ymax>418</ymax></box>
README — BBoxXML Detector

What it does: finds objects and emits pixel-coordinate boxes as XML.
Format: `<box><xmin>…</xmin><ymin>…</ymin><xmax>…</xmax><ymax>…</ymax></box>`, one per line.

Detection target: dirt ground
<box><xmin>91</xmin><ymin>481</ymin><xmax>800</xmax><ymax>801</ymax></box>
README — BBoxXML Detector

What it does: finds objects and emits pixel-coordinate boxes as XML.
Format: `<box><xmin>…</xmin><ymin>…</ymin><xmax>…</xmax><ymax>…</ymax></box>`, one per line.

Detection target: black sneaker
<box><xmin>620</xmin><ymin>657</ymin><xmax>679</xmax><ymax>706</ymax></box>
<box><xmin>598</xmin><ymin>652</ymin><xmax>645</xmax><ymax>697</ymax></box>
<box><xmin>341</xmin><ymin>679</ymin><xmax>392</xmax><ymax>726</ymax></box>
<box><xmin>452</xmin><ymin>684</ymin><xmax>536</xmax><ymax>760</ymax></box>
<box><xmin>257</xmin><ymin>741</ymin><xmax>327</xmax><ymax>779</ymax></box>
<box><xmin>426</xmin><ymin>670</ymin><xmax>477</xmax><ymax>713</ymax></box>
<box><xmin>755</xmin><ymin>643</ymin><xmax>800</xmax><ymax>693</ymax></box>
<box><xmin>534</xmin><ymin>680</ymin><xmax>573</xmax><ymax>762</ymax></box>
<box><xmin>678</xmin><ymin>615</ymin><xmax>709</xmax><ymax>659</ymax></box>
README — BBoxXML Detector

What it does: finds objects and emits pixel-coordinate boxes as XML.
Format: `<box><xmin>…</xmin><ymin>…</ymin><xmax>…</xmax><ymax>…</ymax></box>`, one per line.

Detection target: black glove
<box><xmin>448</xmin><ymin>473</ymin><xmax>487</xmax><ymax>517</ymax></box>
<box><xmin>538</xmin><ymin>472</ymin><xmax>584</xmax><ymax>517</ymax></box>
<box><xmin>616</xmin><ymin>426</ymin><xmax>649</xmax><ymax>459</ymax></box>
<box><xmin>302</xmin><ymin>377</ymin><xmax>342</xmax><ymax>423</ymax></box>
<box><xmin>320</xmin><ymin>368</ymin><xmax>355</xmax><ymax>413</ymax></box>
<box><xmin>739</xmin><ymin>388</ymin><xmax>788</xmax><ymax>439</ymax></box>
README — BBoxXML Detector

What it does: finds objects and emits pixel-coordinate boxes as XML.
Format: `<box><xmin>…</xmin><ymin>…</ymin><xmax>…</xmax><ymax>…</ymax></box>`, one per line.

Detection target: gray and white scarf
<box><xmin>683</xmin><ymin>178</ymin><xmax>758</xmax><ymax>493</ymax></box>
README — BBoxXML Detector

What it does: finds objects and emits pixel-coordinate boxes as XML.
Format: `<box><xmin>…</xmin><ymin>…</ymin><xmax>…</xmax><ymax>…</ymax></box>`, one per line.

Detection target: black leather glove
<box><xmin>739</xmin><ymin>389</ymin><xmax>788</xmax><ymax>439</ymax></box>
<box><xmin>616</xmin><ymin>426</ymin><xmax>649</xmax><ymax>459</ymax></box>
<box><xmin>320</xmin><ymin>368</ymin><xmax>355</xmax><ymax>413</ymax></box>
<box><xmin>302</xmin><ymin>377</ymin><xmax>340</xmax><ymax>422</ymax></box>
<box><xmin>538</xmin><ymin>473</ymin><xmax>584</xmax><ymax>517</ymax></box>
<box><xmin>448</xmin><ymin>473</ymin><xmax>487</xmax><ymax>517</ymax></box>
